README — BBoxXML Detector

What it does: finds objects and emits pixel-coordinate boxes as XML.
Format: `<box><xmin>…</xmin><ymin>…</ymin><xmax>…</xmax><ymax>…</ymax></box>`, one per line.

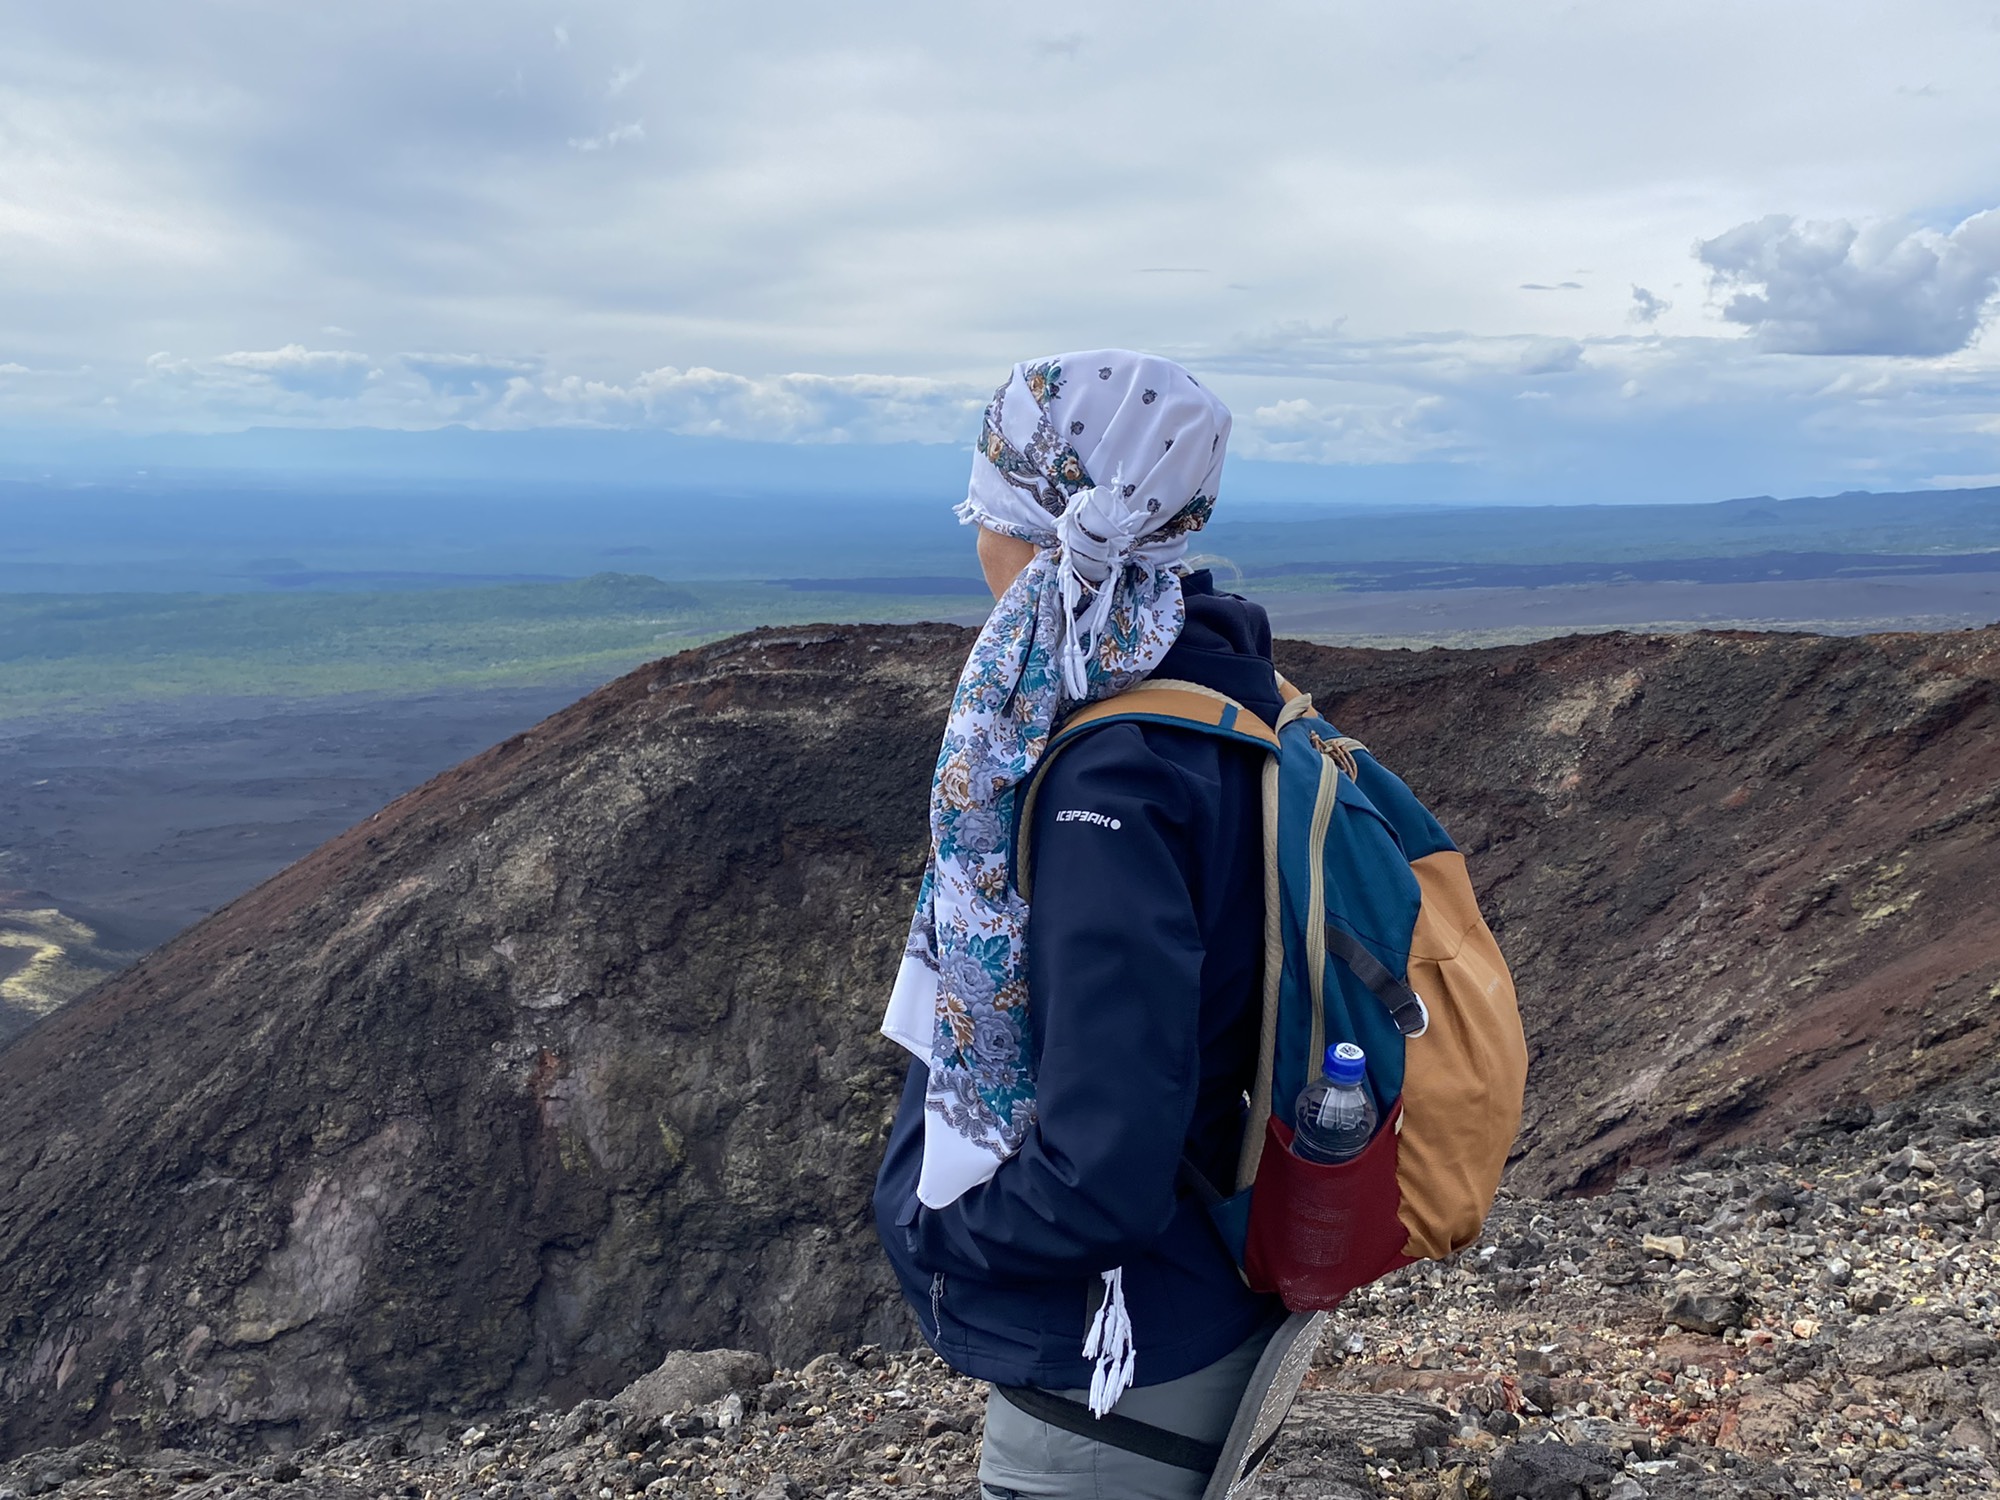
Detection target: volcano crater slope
<box><xmin>1</xmin><ymin>621</ymin><xmax>1996</xmax><ymax>1458</ymax></box>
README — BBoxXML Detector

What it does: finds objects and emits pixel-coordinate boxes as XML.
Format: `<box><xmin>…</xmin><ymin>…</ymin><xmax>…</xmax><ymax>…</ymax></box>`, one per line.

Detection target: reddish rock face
<box><xmin>1</xmin><ymin>621</ymin><xmax>1994</xmax><ymax>1456</ymax></box>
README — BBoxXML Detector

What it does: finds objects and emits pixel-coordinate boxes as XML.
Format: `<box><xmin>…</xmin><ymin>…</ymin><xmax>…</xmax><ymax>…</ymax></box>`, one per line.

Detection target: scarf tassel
<box><xmin>1082</xmin><ymin>1266</ymin><xmax>1137</xmax><ymax>1417</ymax></box>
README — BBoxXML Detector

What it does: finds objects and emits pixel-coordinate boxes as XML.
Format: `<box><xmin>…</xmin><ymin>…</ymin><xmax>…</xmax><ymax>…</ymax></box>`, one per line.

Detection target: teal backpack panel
<box><xmin>1269</xmin><ymin>715</ymin><xmax>1421</xmax><ymax>1126</ymax></box>
<box><xmin>1337</xmin><ymin>738</ymin><xmax>1457</xmax><ymax>865</ymax></box>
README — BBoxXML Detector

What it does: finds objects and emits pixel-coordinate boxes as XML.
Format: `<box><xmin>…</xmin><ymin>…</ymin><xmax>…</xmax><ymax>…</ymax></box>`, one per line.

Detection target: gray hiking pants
<box><xmin>976</xmin><ymin>1318</ymin><xmax>1280</xmax><ymax>1500</ymax></box>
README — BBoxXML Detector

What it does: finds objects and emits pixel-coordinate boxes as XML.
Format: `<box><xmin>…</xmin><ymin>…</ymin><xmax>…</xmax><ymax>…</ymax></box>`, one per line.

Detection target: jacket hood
<box><xmin>1153</xmin><ymin>570</ymin><xmax>1283</xmax><ymax>727</ymax></box>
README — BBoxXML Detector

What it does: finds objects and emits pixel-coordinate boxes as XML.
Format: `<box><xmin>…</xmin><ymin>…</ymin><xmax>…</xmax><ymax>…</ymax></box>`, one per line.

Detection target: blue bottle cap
<box><xmin>1324</xmin><ymin>1041</ymin><xmax>1367</xmax><ymax>1085</ymax></box>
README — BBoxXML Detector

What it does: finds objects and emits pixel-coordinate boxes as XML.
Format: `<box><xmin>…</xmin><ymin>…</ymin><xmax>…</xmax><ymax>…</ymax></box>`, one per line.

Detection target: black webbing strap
<box><xmin>992</xmin><ymin>1385</ymin><xmax>1225</xmax><ymax>1475</ymax></box>
<box><xmin>1239</xmin><ymin>1422</ymin><xmax>1286</xmax><ymax>1485</ymax></box>
<box><xmin>1323</xmin><ymin>923</ymin><xmax>1429</xmax><ymax>1037</ymax></box>
<box><xmin>1176</xmin><ymin>1154</ymin><xmax>1225</xmax><ymax>1210</ymax></box>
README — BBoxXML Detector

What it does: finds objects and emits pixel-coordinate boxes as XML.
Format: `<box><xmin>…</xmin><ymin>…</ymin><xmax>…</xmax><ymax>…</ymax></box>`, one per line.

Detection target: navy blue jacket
<box><xmin>873</xmin><ymin>572</ymin><xmax>1285</xmax><ymax>1389</ymax></box>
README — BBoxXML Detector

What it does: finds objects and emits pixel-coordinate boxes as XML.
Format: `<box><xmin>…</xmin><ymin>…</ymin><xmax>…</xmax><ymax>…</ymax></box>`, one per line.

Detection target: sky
<box><xmin>4</xmin><ymin>0</ymin><xmax>2000</xmax><ymax>503</ymax></box>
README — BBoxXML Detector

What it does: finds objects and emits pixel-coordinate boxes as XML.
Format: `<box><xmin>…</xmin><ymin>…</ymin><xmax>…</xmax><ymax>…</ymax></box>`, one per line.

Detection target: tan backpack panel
<box><xmin>1395</xmin><ymin>849</ymin><xmax>1529</xmax><ymax>1260</ymax></box>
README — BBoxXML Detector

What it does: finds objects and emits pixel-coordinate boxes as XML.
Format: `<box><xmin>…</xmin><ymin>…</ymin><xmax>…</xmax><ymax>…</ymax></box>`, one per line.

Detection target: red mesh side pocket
<box><xmin>1243</xmin><ymin>1102</ymin><xmax>1414</xmax><ymax>1311</ymax></box>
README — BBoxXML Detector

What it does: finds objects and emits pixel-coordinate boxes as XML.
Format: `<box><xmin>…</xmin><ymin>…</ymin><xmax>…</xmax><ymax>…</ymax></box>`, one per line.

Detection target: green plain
<box><xmin>0</xmin><ymin>575</ymin><xmax>984</xmax><ymax>722</ymax></box>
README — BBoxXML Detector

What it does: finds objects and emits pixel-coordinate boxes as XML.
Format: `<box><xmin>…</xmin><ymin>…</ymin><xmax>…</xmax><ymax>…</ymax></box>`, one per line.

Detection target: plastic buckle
<box><xmin>1395</xmin><ymin>993</ymin><xmax>1431</xmax><ymax>1038</ymax></box>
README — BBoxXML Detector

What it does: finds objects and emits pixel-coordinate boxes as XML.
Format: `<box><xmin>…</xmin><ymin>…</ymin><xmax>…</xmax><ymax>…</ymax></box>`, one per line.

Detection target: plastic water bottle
<box><xmin>1292</xmin><ymin>1042</ymin><xmax>1378</xmax><ymax>1163</ymax></box>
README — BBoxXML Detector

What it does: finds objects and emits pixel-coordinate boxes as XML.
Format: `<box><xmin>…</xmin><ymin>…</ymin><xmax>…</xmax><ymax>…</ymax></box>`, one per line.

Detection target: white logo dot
<box><xmin>1110</xmin><ymin>818</ymin><xmax>1122</xmax><ymax>830</ymax></box>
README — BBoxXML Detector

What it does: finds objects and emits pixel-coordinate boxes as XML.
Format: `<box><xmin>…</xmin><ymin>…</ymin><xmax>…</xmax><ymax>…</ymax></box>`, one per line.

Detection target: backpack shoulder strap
<box><xmin>1052</xmin><ymin>678</ymin><xmax>1280</xmax><ymax>754</ymax></box>
<box><xmin>1015</xmin><ymin>679</ymin><xmax>1278</xmax><ymax>900</ymax></box>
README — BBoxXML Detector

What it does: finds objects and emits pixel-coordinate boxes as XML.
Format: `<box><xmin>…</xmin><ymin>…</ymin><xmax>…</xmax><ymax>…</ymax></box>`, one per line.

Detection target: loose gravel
<box><xmin>4</xmin><ymin>1087</ymin><xmax>1994</xmax><ymax>1500</ymax></box>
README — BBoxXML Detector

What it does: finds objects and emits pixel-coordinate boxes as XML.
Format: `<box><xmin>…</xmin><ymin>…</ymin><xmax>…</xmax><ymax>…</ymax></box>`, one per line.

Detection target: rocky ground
<box><xmin>5</xmin><ymin>1080</ymin><xmax>1995</xmax><ymax>1500</ymax></box>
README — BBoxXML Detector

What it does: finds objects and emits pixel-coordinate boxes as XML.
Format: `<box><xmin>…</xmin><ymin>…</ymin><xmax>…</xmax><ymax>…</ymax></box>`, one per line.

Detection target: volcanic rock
<box><xmin>611</xmin><ymin>1348</ymin><xmax>772</xmax><ymax>1427</ymax></box>
<box><xmin>1663</xmin><ymin>1283</ymin><xmax>1749</xmax><ymax>1336</ymax></box>
<box><xmin>1488</xmin><ymin>1438</ymin><xmax>1620</xmax><ymax>1499</ymax></box>
<box><xmin>1836</xmin><ymin>1309</ymin><xmax>1999</xmax><ymax>1377</ymax></box>
<box><xmin>1284</xmin><ymin>1389</ymin><xmax>1454</xmax><ymax>1458</ymax></box>
<box><xmin>1</xmin><ymin>620</ymin><xmax>1997</xmax><ymax>1458</ymax></box>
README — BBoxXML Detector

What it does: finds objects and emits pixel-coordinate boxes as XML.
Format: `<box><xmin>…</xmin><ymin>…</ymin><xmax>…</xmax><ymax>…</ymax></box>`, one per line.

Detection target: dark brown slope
<box><xmin>2</xmin><ymin>621</ymin><xmax>1997</xmax><ymax>1458</ymax></box>
<box><xmin>0</xmin><ymin>626</ymin><xmax>963</xmax><ymax>1458</ymax></box>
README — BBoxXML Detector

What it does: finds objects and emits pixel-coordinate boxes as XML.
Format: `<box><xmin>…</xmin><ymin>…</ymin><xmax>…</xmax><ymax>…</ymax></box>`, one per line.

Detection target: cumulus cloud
<box><xmin>0</xmin><ymin>363</ymin><xmax>31</xmax><ymax>376</ymax></box>
<box><xmin>0</xmin><ymin>327</ymin><xmax>1980</xmax><ymax>505</ymax></box>
<box><xmin>401</xmin><ymin>353</ymin><xmax>541</xmax><ymax>396</ymax></box>
<box><xmin>104</xmin><ymin>348</ymin><xmax>985</xmax><ymax>444</ymax></box>
<box><xmin>1517</xmin><ymin>337</ymin><xmax>1584</xmax><ymax>376</ymax></box>
<box><xmin>1196</xmin><ymin>318</ymin><xmax>2000</xmax><ymax>500</ymax></box>
<box><xmin>523</xmin><ymin>365</ymin><xmax>982</xmax><ymax>444</ymax></box>
<box><xmin>1698</xmin><ymin>209</ymin><xmax>2000</xmax><ymax>356</ymax></box>
<box><xmin>1238</xmin><ymin>393</ymin><xmax>1456</xmax><ymax>465</ymax></box>
<box><xmin>211</xmin><ymin>344</ymin><xmax>375</xmax><ymax>397</ymax></box>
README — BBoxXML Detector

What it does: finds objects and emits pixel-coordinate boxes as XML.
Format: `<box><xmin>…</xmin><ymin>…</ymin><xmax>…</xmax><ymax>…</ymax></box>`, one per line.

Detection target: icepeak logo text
<box><xmin>1055</xmin><ymin>810</ymin><xmax>1122</xmax><ymax>830</ymax></box>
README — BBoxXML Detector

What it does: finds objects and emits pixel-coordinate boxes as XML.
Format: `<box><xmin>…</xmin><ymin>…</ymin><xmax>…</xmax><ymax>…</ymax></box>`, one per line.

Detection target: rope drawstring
<box><xmin>1081</xmin><ymin>1266</ymin><xmax>1137</xmax><ymax>1416</ymax></box>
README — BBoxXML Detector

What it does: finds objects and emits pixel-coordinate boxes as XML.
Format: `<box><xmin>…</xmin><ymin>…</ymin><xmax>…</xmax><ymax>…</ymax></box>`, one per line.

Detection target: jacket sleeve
<box><xmin>905</xmin><ymin>723</ymin><xmax>1207</xmax><ymax>1282</ymax></box>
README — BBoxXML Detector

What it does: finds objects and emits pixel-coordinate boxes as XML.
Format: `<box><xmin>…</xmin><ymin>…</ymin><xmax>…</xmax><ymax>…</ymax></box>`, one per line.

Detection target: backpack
<box><xmin>1020</xmin><ymin>672</ymin><xmax>1528</xmax><ymax>1311</ymax></box>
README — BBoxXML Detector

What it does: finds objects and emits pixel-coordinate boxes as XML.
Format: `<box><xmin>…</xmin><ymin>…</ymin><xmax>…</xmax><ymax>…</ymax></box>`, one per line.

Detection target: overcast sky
<box><xmin>5</xmin><ymin>0</ymin><xmax>2000</xmax><ymax>501</ymax></box>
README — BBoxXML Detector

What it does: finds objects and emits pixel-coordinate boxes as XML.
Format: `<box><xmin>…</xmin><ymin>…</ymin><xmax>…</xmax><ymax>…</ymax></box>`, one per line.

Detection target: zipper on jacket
<box><xmin>929</xmin><ymin>1272</ymin><xmax>945</xmax><ymax>1340</ymax></box>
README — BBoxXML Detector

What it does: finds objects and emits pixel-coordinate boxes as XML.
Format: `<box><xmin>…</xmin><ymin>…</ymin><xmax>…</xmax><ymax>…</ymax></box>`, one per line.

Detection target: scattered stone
<box><xmin>3</xmin><ymin>1072</ymin><xmax>1997</xmax><ymax>1500</ymax></box>
<box><xmin>1285</xmin><ymin>1391</ymin><xmax>1454</xmax><ymax>1458</ymax></box>
<box><xmin>1488</xmin><ymin>1439</ymin><xmax>1619</xmax><ymax>1499</ymax></box>
<box><xmin>1838</xmin><ymin>1309</ymin><xmax>1999</xmax><ymax>1377</ymax></box>
<box><xmin>1885</xmin><ymin>1147</ymin><xmax>1938</xmax><ymax>1182</ymax></box>
<box><xmin>609</xmin><ymin>1347</ymin><xmax>773</xmax><ymax>1425</ymax></box>
<box><xmin>1642</xmin><ymin>1234</ymin><xmax>1691</xmax><ymax>1260</ymax></box>
<box><xmin>1662</xmin><ymin>1282</ymin><xmax>1748</xmax><ymax>1335</ymax></box>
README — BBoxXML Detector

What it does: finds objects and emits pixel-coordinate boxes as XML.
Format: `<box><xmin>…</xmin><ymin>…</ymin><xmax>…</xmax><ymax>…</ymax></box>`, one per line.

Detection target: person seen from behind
<box><xmin>874</xmin><ymin>350</ymin><xmax>1287</xmax><ymax>1499</ymax></box>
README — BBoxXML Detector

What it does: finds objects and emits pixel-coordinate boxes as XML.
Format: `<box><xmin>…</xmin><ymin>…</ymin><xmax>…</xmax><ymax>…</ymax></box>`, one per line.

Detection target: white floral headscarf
<box><xmin>881</xmin><ymin>351</ymin><xmax>1230</xmax><ymax>1408</ymax></box>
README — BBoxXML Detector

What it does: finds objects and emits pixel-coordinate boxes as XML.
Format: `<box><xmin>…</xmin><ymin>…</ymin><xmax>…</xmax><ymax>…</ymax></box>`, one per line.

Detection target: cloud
<box><xmin>212</xmin><ymin>344</ymin><xmax>374</xmax><ymax>397</ymax></box>
<box><xmin>1195</xmin><ymin>320</ymin><xmax>2000</xmax><ymax>500</ymax></box>
<box><xmin>1239</xmin><ymin>393</ymin><xmax>1456</xmax><ymax>465</ymax></box>
<box><xmin>1629</xmin><ymin>286</ymin><xmax>1670</xmax><ymax>324</ymax></box>
<box><xmin>5</xmin><ymin>327</ymin><xmax>1991</xmax><ymax>507</ymax></box>
<box><xmin>0</xmin><ymin>363</ymin><xmax>31</xmax><ymax>376</ymax></box>
<box><xmin>1520</xmin><ymin>281</ymin><xmax>1583</xmax><ymax>291</ymax></box>
<box><xmin>568</xmin><ymin>121</ymin><xmax>645</xmax><ymax>152</ymax></box>
<box><xmin>607</xmin><ymin>62</ymin><xmax>645</xmax><ymax>97</ymax></box>
<box><xmin>401</xmin><ymin>352</ymin><xmax>540</xmax><ymax>396</ymax></box>
<box><xmin>102</xmin><ymin>347</ymin><xmax>986</xmax><ymax>444</ymax></box>
<box><xmin>1517</xmin><ymin>337</ymin><xmax>1584</xmax><ymax>375</ymax></box>
<box><xmin>525</xmin><ymin>365</ymin><xmax>982</xmax><ymax>444</ymax></box>
<box><xmin>1697</xmin><ymin>209</ymin><xmax>2000</xmax><ymax>356</ymax></box>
